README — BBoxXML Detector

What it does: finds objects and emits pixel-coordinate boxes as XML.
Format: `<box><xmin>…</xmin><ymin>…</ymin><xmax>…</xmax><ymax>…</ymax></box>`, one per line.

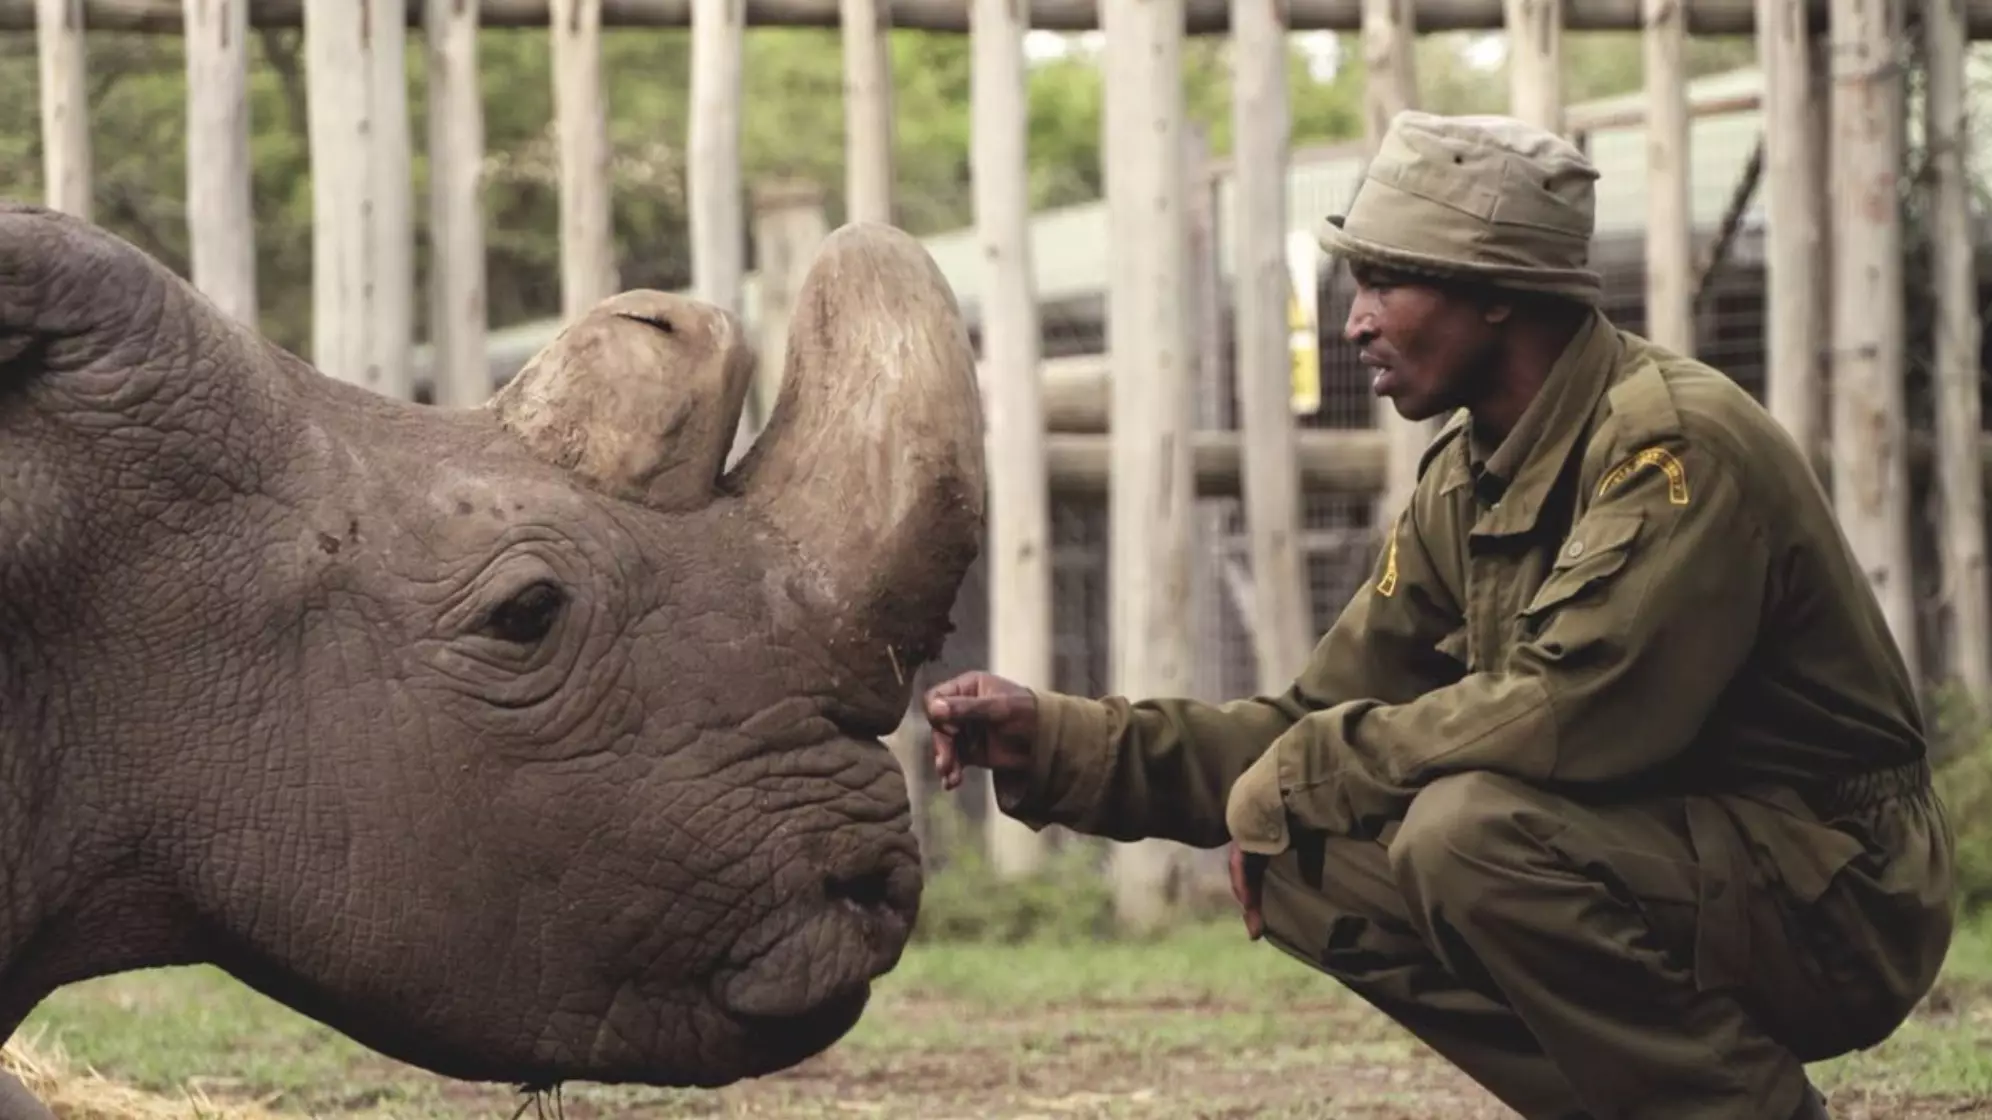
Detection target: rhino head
<box><xmin>0</xmin><ymin>202</ymin><xmax>982</xmax><ymax>1091</ymax></box>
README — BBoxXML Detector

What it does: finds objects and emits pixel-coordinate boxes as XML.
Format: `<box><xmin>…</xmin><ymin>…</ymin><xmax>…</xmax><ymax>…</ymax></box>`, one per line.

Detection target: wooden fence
<box><xmin>8</xmin><ymin>0</ymin><xmax>1992</xmax><ymax>928</ymax></box>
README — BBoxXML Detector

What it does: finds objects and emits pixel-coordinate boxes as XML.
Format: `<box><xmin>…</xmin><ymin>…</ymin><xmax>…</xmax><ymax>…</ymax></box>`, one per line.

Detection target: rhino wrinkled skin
<box><xmin>0</xmin><ymin>201</ymin><xmax>984</xmax><ymax>1108</ymax></box>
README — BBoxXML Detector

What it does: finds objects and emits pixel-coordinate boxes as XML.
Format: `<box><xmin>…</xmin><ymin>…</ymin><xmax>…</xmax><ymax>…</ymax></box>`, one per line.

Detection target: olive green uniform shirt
<box><xmin>997</xmin><ymin>312</ymin><xmax>1928</xmax><ymax>866</ymax></box>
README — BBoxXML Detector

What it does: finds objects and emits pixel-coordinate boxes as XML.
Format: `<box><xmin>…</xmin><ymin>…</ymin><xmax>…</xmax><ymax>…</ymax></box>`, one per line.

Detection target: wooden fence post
<box><xmin>1103</xmin><ymin>0</ymin><xmax>1194</xmax><ymax>934</ymax></box>
<box><xmin>841</xmin><ymin>0</ymin><xmax>896</xmax><ymax>225</ymax></box>
<box><xmin>182</xmin><ymin>0</ymin><xmax>256</xmax><ymax>328</ymax></box>
<box><xmin>552</xmin><ymin>0</ymin><xmax>620</xmax><ymax>321</ymax></box>
<box><xmin>1926</xmin><ymin>0</ymin><xmax>1989</xmax><ymax>704</ymax></box>
<box><xmin>1231</xmin><ymin>0</ymin><xmax>1313</xmax><ymax>692</ymax></box>
<box><xmin>303</xmin><ymin>0</ymin><xmax>414</xmax><ymax>400</ymax></box>
<box><xmin>1756</xmin><ymin>0</ymin><xmax>1825</xmax><ymax>474</ymax></box>
<box><xmin>1827</xmin><ymin>0</ymin><xmax>1917</xmax><ymax>681</ymax></box>
<box><xmin>427</xmin><ymin>0</ymin><xmax>490</xmax><ymax>407</ymax></box>
<box><xmin>690</xmin><ymin>0</ymin><xmax>746</xmax><ymax>315</ymax></box>
<box><xmin>1643</xmin><ymin>0</ymin><xmax>1693</xmax><ymax>354</ymax></box>
<box><xmin>972</xmin><ymin>0</ymin><xmax>1050</xmax><ymax>877</ymax></box>
<box><xmin>35</xmin><ymin>0</ymin><xmax>89</xmax><ymax>220</ymax></box>
<box><xmin>1504</xmin><ymin>0</ymin><xmax>1564</xmax><ymax>133</ymax></box>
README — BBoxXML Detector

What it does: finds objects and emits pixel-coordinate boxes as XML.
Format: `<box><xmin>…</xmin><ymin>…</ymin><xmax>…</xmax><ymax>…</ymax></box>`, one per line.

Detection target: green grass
<box><xmin>14</xmin><ymin>915</ymin><xmax>1992</xmax><ymax>1119</ymax></box>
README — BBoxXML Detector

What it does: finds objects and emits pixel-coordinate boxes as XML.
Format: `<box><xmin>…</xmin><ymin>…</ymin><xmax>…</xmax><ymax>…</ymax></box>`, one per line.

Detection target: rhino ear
<box><xmin>0</xmin><ymin>201</ymin><xmax>171</xmax><ymax>382</ymax></box>
<box><xmin>484</xmin><ymin>291</ymin><xmax>757</xmax><ymax>514</ymax></box>
<box><xmin>0</xmin><ymin>201</ymin><xmax>289</xmax><ymax>438</ymax></box>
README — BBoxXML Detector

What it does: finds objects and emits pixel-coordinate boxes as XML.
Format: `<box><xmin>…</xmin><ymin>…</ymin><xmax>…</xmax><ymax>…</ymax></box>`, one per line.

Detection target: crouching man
<box><xmin>923</xmin><ymin>111</ymin><xmax>1954</xmax><ymax>1120</ymax></box>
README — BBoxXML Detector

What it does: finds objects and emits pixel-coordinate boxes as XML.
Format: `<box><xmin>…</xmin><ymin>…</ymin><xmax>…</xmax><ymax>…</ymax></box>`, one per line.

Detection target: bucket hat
<box><xmin>1318</xmin><ymin>110</ymin><xmax>1605</xmax><ymax>303</ymax></box>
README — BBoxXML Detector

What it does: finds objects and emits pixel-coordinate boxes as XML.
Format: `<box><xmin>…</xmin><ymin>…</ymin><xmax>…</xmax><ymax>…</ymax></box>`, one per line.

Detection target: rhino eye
<box><xmin>479</xmin><ymin>581</ymin><xmax>566</xmax><ymax>645</ymax></box>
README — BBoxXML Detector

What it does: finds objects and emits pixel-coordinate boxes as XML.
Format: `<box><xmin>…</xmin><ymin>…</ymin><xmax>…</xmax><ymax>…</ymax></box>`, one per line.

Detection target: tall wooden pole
<box><xmin>1926</xmin><ymin>0</ymin><xmax>1988</xmax><ymax>702</ymax></box>
<box><xmin>690</xmin><ymin>0</ymin><xmax>746</xmax><ymax>314</ymax></box>
<box><xmin>841</xmin><ymin>0</ymin><xmax>897</xmax><ymax>225</ymax></box>
<box><xmin>552</xmin><ymin>0</ymin><xmax>619</xmax><ymax>321</ymax></box>
<box><xmin>1232</xmin><ymin>0</ymin><xmax>1313</xmax><ymax>690</ymax></box>
<box><xmin>304</xmin><ymin>0</ymin><xmax>414</xmax><ymax>400</ymax></box>
<box><xmin>1756</xmin><ymin>0</ymin><xmax>1825</xmax><ymax>473</ymax></box>
<box><xmin>1503</xmin><ymin>0</ymin><xmax>1563</xmax><ymax>133</ymax></box>
<box><xmin>35</xmin><ymin>0</ymin><xmax>89</xmax><ymax>219</ymax></box>
<box><xmin>182</xmin><ymin>0</ymin><xmax>256</xmax><ymax>327</ymax></box>
<box><xmin>427</xmin><ymin>0</ymin><xmax>490</xmax><ymax>407</ymax></box>
<box><xmin>973</xmin><ymin>0</ymin><xmax>1051</xmax><ymax>877</ymax></box>
<box><xmin>1103</xmin><ymin>0</ymin><xmax>1194</xmax><ymax>934</ymax></box>
<box><xmin>1827</xmin><ymin>0</ymin><xmax>1916</xmax><ymax>681</ymax></box>
<box><xmin>1642</xmin><ymin>0</ymin><xmax>1692</xmax><ymax>354</ymax></box>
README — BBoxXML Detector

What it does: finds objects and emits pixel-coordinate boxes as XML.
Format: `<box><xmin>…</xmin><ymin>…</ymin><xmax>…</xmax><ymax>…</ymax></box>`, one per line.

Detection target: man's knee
<box><xmin>1387</xmin><ymin>771</ymin><xmax>1539</xmax><ymax>914</ymax></box>
<box><xmin>1258</xmin><ymin>837</ymin><xmax>1430</xmax><ymax>981</ymax></box>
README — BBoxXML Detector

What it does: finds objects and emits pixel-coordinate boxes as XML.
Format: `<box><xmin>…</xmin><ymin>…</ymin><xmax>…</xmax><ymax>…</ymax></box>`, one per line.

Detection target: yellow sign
<box><xmin>1285</xmin><ymin>231</ymin><xmax>1322</xmax><ymax>417</ymax></box>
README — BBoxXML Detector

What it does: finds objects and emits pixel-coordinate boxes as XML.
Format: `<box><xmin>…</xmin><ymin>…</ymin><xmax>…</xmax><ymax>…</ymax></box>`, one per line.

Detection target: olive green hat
<box><xmin>1318</xmin><ymin>110</ymin><xmax>1605</xmax><ymax>303</ymax></box>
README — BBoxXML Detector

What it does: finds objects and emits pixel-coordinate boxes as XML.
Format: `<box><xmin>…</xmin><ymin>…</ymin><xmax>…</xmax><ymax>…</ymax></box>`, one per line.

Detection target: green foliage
<box><xmin>1930</xmin><ymin>688</ymin><xmax>1992</xmax><ymax>917</ymax></box>
<box><xmin>911</xmin><ymin>799</ymin><xmax>1122</xmax><ymax>945</ymax></box>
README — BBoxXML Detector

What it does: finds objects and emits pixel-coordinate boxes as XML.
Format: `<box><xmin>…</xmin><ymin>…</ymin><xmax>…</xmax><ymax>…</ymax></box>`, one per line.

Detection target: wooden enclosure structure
<box><xmin>10</xmin><ymin>0</ymin><xmax>1992</xmax><ymax>927</ymax></box>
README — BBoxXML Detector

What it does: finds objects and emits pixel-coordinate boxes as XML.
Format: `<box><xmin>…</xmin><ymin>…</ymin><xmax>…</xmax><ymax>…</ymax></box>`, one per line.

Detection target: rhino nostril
<box><xmin>823</xmin><ymin>867</ymin><xmax>892</xmax><ymax>912</ymax></box>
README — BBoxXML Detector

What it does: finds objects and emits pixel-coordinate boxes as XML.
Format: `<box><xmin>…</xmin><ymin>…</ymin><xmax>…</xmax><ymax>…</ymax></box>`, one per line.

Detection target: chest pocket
<box><xmin>1519</xmin><ymin>508</ymin><xmax>1646</xmax><ymax>621</ymax></box>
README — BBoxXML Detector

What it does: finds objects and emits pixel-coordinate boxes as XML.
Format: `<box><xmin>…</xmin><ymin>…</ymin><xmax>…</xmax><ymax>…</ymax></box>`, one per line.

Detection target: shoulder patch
<box><xmin>1375</xmin><ymin>517</ymin><xmax>1401</xmax><ymax>597</ymax></box>
<box><xmin>1597</xmin><ymin>444</ymin><xmax>1691</xmax><ymax>505</ymax></box>
<box><xmin>1416</xmin><ymin>409</ymin><xmax>1470</xmax><ymax>480</ymax></box>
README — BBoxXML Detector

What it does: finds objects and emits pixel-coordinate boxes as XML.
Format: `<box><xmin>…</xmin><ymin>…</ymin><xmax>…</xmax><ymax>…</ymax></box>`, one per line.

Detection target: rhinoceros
<box><xmin>0</xmin><ymin>200</ymin><xmax>984</xmax><ymax>1115</ymax></box>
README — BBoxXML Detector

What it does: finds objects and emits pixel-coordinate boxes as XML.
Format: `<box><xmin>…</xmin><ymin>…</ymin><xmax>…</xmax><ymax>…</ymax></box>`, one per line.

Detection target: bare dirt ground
<box><xmin>15</xmin><ymin>919</ymin><xmax>1992</xmax><ymax>1119</ymax></box>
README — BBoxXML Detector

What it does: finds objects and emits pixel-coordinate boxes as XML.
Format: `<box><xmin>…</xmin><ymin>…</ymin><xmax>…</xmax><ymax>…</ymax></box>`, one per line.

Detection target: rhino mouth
<box><xmin>710</xmin><ymin>800</ymin><xmax>922</xmax><ymax>1030</ymax></box>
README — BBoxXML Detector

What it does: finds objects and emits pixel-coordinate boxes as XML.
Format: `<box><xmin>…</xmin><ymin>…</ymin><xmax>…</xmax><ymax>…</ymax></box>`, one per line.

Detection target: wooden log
<box><xmin>182</xmin><ymin>0</ymin><xmax>256</xmax><ymax>327</ymax></box>
<box><xmin>35</xmin><ymin>0</ymin><xmax>89</xmax><ymax>219</ymax></box>
<box><xmin>26</xmin><ymin>0</ymin><xmax>1992</xmax><ymax>35</ymax></box>
<box><xmin>1103</xmin><ymin>0</ymin><xmax>1193</xmax><ymax>934</ymax></box>
<box><xmin>425</xmin><ymin>0</ymin><xmax>488</xmax><ymax>407</ymax></box>
<box><xmin>841</xmin><ymin>0</ymin><xmax>895</xmax><ymax>225</ymax></box>
<box><xmin>1503</xmin><ymin>0</ymin><xmax>1563</xmax><ymax>133</ymax></box>
<box><xmin>689</xmin><ymin>0</ymin><xmax>745</xmax><ymax>314</ymax></box>
<box><xmin>1755</xmin><ymin>0</ymin><xmax>1823</xmax><ymax>466</ymax></box>
<box><xmin>970</xmin><ymin>0</ymin><xmax>1046</xmax><ymax>876</ymax></box>
<box><xmin>1926</xmin><ymin>0</ymin><xmax>1989</xmax><ymax>701</ymax></box>
<box><xmin>1232</xmin><ymin>0</ymin><xmax>1313</xmax><ymax>691</ymax></box>
<box><xmin>552</xmin><ymin>0</ymin><xmax>619</xmax><ymax>321</ymax></box>
<box><xmin>304</xmin><ymin>0</ymin><xmax>415</xmax><ymax>399</ymax></box>
<box><xmin>1827</xmin><ymin>0</ymin><xmax>1916</xmax><ymax>680</ymax></box>
<box><xmin>1042</xmin><ymin>429</ymin><xmax>1992</xmax><ymax>500</ymax></box>
<box><xmin>1642</xmin><ymin>0</ymin><xmax>1692</xmax><ymax>355</ymax></box>
<box><xmin>1048</xmin><ymin>430</ymin><xmax>1386</xmax><ymax>497</ymax></box>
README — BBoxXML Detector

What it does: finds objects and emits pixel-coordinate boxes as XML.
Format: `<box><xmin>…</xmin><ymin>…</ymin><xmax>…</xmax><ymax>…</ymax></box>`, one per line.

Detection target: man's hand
<box><xmin>1228</xmin><ymin>843</ymin><xmax>1268</xmax><ymax>941</ymax></box>
<box><xmin>923</xmin><ymin>671</ymin><xmax>1039</xmax><ymax>791</ymax></box>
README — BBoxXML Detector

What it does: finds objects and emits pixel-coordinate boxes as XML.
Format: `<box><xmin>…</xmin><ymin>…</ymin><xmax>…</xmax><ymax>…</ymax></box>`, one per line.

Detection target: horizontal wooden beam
<box><xmin>1038</xmin><ymin>428</ymin><xmax>1992</xmax><ymax>501</ymax></box>
<box><xmin>1047</xmin><ymin>429</ymin><xmax>1386</xmax><ymax>498</ymax></box>
<box><xmin>10</xmin><ymin>0</ymin><xmax>1992</xmax><ymax>36</ymax></box>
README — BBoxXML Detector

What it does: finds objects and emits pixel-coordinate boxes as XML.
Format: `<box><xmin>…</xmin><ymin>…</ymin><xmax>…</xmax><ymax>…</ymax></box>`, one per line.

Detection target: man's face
<box><xmin>1342</xmin><ymin>263</ymin><xmax>1505</xmax><ymax>422</ymax></box>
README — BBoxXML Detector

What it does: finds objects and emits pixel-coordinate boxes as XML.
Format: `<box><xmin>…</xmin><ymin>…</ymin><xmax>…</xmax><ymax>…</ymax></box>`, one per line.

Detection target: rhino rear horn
<box><xmin>729</xmin><ymin>222</ymin><xmax>985</xmax><ymax>686</ymax></box>
<box><xmin>486</xmin><ymin>290</ymin><xmax>756</xmax><ymax>513</ymax></box>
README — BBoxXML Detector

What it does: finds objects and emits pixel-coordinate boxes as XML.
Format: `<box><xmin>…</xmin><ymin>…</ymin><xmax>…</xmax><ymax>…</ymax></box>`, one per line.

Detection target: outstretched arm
<box><xmin>988</xmin><ymin>484</ymin><xmax>1469</xmax><ymax>850</ymax></box>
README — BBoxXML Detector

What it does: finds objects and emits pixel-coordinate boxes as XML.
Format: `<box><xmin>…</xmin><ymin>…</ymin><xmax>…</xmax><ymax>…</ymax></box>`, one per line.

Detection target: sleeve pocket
<box><xmin>1519</xmin><ymin>508</ymin><xmax>1645</xmax><ymax>619</ymax></box>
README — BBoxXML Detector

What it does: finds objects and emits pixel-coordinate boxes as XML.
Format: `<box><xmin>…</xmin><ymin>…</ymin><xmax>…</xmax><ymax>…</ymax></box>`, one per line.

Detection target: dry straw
<box><xmin>0</xmin><ymin>1033</ymin><xmax>296</xmax><ymax>1120</ymax></box>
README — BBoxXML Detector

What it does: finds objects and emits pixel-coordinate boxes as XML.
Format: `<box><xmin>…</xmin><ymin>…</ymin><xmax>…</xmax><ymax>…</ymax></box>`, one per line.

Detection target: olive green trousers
<box><xmin>1257</xmin><ymin>764</ymin><xmax>1954</xmax><ymax>1120</ymax></box>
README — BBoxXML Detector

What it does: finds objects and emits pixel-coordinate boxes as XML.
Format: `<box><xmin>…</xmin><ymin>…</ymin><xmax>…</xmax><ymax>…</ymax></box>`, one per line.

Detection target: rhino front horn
<box><xmin>486</xmin><ymin>290</ymin><xmax>756</xmax><ymax>513</ymax></box>
<box><xmin>729</xmin><ymin>222</ymin><xmax>986</xmax><ymax>692</ymax></box>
